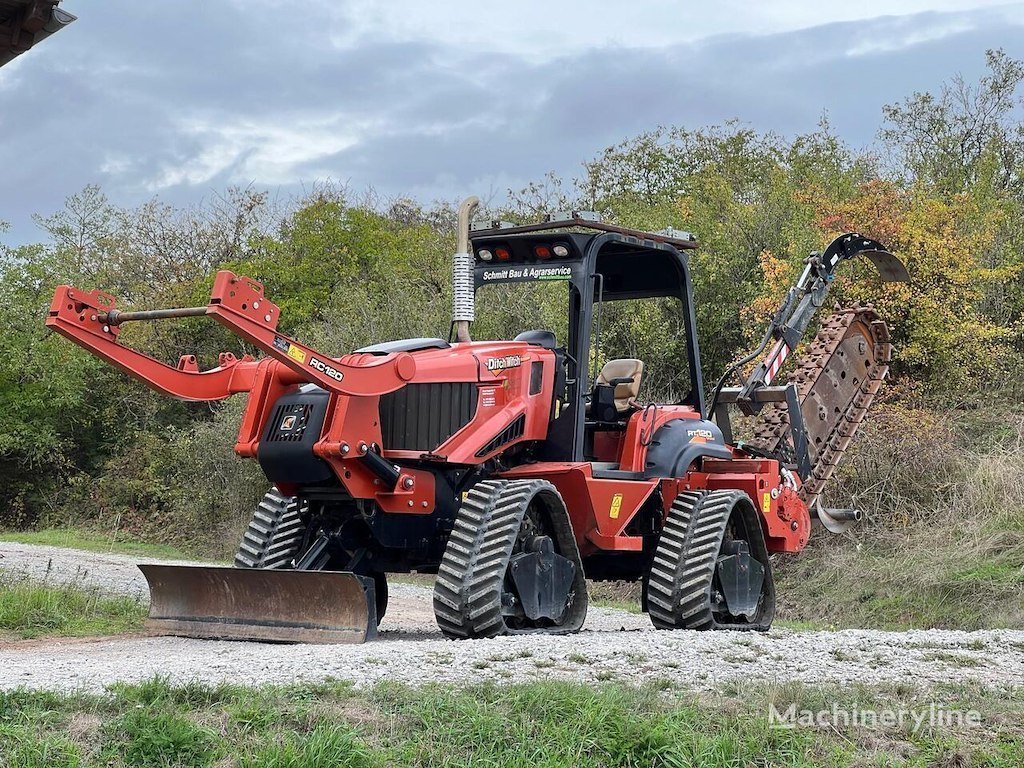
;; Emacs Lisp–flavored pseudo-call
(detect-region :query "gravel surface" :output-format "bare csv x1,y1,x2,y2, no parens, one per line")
0,542,209,600
3,541,1024,694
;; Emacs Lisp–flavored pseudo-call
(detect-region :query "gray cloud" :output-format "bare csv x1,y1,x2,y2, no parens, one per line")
1,2,1022,244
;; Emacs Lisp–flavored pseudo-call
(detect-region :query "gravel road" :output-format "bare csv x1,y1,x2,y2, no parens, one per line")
3,542,1023,694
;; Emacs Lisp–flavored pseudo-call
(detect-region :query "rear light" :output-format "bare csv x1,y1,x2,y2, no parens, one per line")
495,247,511,261
477,249,493,261
534,245,551,260
552,243,569,257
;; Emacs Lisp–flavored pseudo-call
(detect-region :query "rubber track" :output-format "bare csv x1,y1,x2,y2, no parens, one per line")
647,490,774,631
233,488,305,569
432,479,585,639
748,303,892,508
646,491,704,629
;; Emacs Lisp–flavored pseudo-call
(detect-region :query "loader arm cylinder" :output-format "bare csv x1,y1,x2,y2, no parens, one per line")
100,306,208,325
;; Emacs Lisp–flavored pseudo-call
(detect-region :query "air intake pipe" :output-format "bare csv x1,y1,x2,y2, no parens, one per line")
452,196,479,343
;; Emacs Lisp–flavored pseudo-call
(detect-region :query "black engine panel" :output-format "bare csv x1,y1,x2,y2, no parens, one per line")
257,386,334,484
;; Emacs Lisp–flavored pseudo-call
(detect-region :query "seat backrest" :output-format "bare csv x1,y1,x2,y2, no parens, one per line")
596,359,644,412
513,329,557,349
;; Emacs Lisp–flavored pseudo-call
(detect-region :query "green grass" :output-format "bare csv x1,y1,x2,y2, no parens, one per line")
0,677,1020,767
951,560,1024,587
0,575,146,640
920,651,986,668
586,580,644,614
0,528,193,560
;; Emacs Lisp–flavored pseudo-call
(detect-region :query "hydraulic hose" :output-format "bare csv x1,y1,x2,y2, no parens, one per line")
705,326,773,420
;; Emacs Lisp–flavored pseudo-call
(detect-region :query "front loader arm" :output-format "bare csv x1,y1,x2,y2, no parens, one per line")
47,284,260,401
46,271,416,401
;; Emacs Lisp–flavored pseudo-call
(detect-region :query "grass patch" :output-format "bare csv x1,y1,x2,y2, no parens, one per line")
587,580,643,614
0,677,1021,767
951,561,1024,587
0,575,145,639
240,722,374,768
0,528,193,561
103,708,219,767
921,651,986,668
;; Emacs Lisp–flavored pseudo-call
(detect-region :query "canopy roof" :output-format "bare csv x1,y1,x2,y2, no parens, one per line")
0,0,75,68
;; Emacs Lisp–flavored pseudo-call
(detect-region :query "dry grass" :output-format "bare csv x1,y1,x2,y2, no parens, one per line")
776,404,1024,630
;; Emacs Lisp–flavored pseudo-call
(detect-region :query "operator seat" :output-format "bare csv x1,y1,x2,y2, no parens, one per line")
589,359,644,422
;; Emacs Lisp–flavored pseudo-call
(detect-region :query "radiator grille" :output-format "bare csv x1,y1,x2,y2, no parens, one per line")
266,403,315,443
475,414,526,457
379,383,478,451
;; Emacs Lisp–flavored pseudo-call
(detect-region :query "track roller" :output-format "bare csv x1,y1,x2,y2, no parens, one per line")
646,490,775,631
432,479,588,639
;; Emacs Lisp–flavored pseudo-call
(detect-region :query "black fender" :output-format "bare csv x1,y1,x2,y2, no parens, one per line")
643,418,731,479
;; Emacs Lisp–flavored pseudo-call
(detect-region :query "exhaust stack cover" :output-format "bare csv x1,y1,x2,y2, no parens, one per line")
452,251,475,322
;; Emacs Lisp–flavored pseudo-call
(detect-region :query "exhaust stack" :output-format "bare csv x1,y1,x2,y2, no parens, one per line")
452,196,480,343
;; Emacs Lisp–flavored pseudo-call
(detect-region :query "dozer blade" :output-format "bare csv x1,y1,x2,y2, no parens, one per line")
749,304,892,523
139,564,375,644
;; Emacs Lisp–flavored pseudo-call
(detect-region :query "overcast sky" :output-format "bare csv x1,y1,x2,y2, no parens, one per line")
1,0,1023,245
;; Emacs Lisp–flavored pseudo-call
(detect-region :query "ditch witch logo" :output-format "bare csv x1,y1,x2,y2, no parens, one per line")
486,355,522,372
769,703,981,732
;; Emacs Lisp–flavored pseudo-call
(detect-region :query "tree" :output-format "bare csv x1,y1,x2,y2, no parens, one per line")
880,49,1024,196
509,122,873,391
